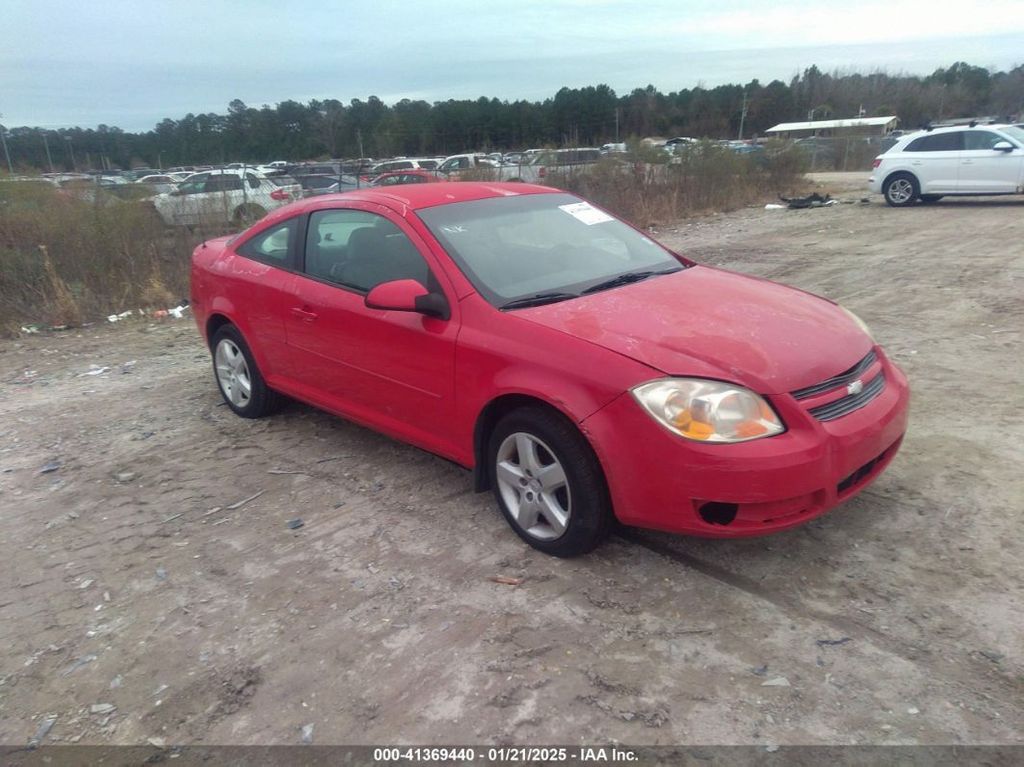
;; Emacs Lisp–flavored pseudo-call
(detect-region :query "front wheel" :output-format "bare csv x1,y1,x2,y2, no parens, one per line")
883,173,919,207
488,407,613,557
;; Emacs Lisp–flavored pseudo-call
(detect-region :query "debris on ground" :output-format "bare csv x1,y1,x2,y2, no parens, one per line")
907,706,920,715
286,518,304,530
27,714,58,748
761,676,791,687
110,675,123,689
489,575,525,586
301,722,315,744
115,471,137,483
226,490,264,510
764,203,786,210
155,566,168,582
89,703,116,715
751,665,769,676
38,461,62,475
978,650,1004,664
816,636,852,647
61,654,98,676
779,192,838,209
147,737,166,748
81,365,111,376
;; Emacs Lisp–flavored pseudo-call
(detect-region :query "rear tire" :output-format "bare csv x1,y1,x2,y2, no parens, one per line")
232,204,266,227
488,406,613,557
883,172,919,207
210,324,281,418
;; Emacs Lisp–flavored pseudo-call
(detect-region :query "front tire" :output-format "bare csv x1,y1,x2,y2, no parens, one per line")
488,407,613,557
211,324,280,418
883,172,919,207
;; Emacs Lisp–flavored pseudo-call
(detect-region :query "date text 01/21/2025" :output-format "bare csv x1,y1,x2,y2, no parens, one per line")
372,746,639,762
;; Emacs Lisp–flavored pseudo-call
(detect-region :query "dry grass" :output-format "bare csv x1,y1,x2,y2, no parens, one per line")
0,181,207,335
552,140,808,227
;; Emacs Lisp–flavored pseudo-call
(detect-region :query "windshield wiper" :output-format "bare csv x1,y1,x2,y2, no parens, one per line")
500,291,579,310
582,267,683,295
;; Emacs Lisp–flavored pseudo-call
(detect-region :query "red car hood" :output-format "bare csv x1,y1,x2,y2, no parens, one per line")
517,266,872,394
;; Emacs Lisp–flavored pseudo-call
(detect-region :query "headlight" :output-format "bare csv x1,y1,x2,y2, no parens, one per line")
840,305,874,341
631,379,785,443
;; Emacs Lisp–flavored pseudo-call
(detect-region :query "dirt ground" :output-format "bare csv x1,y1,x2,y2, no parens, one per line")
1,175,1022,748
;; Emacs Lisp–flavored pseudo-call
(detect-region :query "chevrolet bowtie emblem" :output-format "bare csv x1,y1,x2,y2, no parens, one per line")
847,379,864,395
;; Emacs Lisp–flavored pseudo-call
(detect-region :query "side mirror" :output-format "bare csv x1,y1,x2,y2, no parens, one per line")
365,279,450,320
992,141,1014,152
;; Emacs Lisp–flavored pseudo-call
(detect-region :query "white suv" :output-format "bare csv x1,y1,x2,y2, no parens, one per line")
869,124,1024,206
152,169,300,227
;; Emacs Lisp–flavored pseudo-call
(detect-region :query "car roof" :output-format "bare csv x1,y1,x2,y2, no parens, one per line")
903,123,1016,140
297,181,560,213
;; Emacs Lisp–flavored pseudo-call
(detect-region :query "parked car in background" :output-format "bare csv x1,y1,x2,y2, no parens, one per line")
152,169,300,227
298,173,360,196
135,174,180,194
369,170,444,187
365,158,438,177
436,153,502,178
191,182,908,556
870,123,1024,206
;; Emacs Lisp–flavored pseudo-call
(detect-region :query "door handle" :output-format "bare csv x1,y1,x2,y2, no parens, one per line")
291,306,318,322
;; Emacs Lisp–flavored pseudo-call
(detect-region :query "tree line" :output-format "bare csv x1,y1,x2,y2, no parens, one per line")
3,61,1022,172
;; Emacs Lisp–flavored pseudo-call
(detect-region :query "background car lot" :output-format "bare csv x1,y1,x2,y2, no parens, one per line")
0,181,1021,745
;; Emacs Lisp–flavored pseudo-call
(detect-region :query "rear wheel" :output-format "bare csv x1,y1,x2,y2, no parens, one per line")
232,204,266,227
211,324,281,418
883,173,919,207
488,407,613,557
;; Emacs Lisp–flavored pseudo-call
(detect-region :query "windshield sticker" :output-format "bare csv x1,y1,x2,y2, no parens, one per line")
559,202,614,225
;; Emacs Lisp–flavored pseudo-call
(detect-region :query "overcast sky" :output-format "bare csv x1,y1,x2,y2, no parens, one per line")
2,0,1023,131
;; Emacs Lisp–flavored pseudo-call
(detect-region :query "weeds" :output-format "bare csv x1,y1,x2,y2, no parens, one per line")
0,181,209,335
552,140,808,226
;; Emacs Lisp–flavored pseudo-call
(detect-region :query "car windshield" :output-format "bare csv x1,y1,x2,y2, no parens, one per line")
1001,126,1024,144
418,192,684,307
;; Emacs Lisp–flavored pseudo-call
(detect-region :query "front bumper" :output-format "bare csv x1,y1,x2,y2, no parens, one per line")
581,348,910,537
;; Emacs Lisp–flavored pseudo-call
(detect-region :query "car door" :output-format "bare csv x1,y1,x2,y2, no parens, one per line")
166,172,210,226
284,204,460,457
225,217,301,380
904,131,963,193
959,130,1024,193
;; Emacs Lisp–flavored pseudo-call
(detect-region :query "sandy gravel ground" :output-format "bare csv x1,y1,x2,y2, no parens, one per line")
1,180,1022,748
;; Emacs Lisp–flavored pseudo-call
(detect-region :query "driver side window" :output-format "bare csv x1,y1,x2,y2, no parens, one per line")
304,209,431,292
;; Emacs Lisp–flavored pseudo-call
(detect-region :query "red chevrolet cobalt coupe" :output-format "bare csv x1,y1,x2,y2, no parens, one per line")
192,183,909,556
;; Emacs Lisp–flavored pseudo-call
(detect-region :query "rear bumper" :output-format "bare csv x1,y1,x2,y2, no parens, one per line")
581,348,910,537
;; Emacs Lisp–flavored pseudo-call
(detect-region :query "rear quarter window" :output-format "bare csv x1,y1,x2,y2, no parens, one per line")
905,132,963,152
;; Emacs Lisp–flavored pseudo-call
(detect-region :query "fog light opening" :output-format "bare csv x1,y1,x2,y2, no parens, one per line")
698,501,739,526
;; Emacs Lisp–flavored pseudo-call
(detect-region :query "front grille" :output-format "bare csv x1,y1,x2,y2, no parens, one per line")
807,372,886,421
792,350,877,400
790,349,886,422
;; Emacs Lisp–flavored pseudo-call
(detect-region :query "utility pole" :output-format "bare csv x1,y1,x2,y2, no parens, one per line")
0,115,13,174
614,108,619,142
738,90,749,141
42,131,54,171
356,128,364,159
64,136,76,171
